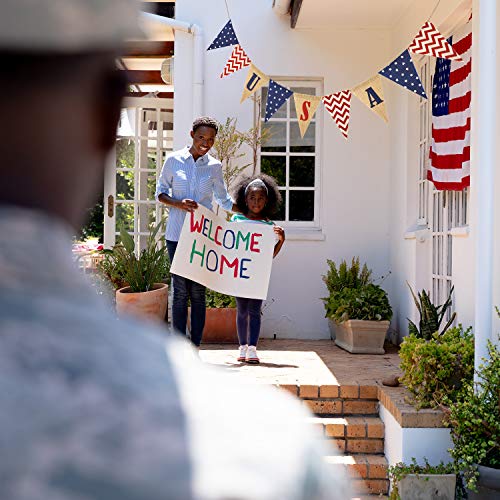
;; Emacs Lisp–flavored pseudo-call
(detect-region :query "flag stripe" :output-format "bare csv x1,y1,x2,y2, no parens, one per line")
430,146,470,169
432,118,470,142
428,163,470,182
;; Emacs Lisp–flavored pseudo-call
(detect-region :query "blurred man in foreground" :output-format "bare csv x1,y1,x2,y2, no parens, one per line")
0,1,350,499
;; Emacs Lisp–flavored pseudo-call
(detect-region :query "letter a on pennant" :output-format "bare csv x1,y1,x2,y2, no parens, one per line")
293,93,321,137
241,64,269,103
352,75,389,123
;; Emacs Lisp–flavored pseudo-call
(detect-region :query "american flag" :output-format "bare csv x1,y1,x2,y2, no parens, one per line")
428,22,472,190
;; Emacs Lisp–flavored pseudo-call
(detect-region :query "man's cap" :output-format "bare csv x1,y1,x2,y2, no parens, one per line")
0,0,145,52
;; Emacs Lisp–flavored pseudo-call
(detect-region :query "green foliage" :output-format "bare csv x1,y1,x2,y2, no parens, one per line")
321,258,391,322
322,257,372,294
399,326,474,409
78,197,104,242
323,284,393,322
98,220,170,293
389,458,456,500
446,340,500,491
407,283,456,340
205,288,236,308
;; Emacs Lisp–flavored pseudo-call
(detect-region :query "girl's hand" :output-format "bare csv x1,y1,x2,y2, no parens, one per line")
274,225,285,243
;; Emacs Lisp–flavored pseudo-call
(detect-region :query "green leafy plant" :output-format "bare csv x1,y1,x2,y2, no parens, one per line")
321,258,391,322
322,257,372,294
407,283,456,340
388,458,456,500
323,284,392,322
98,220,170,293
445,340,500,492
205,288,236,308
399,325,474,409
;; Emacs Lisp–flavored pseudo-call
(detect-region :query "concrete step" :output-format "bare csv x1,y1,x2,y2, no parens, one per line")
308,416,385,454
324,454,389,494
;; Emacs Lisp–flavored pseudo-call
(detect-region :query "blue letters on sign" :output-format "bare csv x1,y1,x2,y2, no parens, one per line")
223,229,236,250
239,258,251,279
206,249,218,272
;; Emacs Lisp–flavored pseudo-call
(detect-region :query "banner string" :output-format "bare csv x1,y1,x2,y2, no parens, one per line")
224,0,231,19
427,0,441,22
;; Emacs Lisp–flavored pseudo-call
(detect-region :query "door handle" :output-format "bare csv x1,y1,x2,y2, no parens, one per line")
107,195,114,218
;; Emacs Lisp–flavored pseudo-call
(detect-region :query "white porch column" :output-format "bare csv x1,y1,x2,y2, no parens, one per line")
474,0,497,374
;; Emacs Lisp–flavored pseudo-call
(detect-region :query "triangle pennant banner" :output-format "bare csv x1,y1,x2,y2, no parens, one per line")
409,22,462,61
293,93,322,137
352,75,389,123
379,50,427,99
220,44,251,78
322,90,351,139
241,64,269,103
265,80,293,122
207,20,239,51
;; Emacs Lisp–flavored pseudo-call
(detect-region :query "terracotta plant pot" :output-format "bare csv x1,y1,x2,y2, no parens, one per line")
333,319,389,354
116,283,168,323
202,307,237,343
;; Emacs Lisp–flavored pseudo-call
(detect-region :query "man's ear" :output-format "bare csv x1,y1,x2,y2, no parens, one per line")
96,70,127,151
190,130,195,140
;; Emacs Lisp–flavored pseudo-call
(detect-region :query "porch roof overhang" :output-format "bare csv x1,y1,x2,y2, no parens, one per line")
288,0,417,30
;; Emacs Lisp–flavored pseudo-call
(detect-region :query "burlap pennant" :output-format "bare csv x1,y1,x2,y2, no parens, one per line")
352,75,389,123
241,64,269,103
293,93,322,137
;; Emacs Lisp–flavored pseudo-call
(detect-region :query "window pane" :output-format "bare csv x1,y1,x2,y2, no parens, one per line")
290,87,316,119
261,156,286,186
261,87,287,119
261,122,286,152
275,190,286,221
116,203,135,232
290,156,314,187
116,138,135,169
290,191,314,221
117,170,134,200
290,121,315,152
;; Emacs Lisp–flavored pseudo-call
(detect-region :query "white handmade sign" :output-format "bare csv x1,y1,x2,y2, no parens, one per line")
170,205,275,300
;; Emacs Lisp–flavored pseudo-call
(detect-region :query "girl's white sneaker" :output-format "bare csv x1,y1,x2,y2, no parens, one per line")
237,345,248,362
246,345,260,364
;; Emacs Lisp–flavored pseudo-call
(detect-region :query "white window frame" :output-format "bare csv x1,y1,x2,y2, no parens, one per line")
258,79,322,229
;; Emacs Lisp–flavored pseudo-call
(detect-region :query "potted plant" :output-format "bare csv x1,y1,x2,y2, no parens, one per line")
321,257,392,354
188,289,237,343
445,339,500,498
98,220,170,323
388,458,456,500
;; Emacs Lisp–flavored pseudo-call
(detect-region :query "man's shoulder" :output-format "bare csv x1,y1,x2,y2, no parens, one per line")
165,148,189,165
205,153,222,168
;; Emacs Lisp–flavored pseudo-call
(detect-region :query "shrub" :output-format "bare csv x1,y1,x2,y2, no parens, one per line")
205,288,236,308
322,257,372,294
445,340,500,491
399,326,474,409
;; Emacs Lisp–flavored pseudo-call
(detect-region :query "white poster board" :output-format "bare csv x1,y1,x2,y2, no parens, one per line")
170,205,275,300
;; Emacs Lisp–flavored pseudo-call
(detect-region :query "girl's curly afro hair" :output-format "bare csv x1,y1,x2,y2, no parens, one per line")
233,174,282,219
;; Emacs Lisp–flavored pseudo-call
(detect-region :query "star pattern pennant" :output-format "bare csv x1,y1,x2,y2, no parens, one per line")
322,90,352,139
409,22,462,61
379,50,427,99
264,80,293,122
207,20,239,51
220,45,251,78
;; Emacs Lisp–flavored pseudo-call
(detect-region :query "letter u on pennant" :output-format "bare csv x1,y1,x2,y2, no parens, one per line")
241,64,269,103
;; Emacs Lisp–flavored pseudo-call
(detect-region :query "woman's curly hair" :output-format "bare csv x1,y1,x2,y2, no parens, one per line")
233,174,282,219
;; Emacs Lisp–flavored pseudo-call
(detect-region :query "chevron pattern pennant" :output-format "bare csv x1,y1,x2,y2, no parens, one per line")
379,50,427,99
220,45,251,78
409,22,462,61
207,20,239,51
265,80,293,122
322,90,351,139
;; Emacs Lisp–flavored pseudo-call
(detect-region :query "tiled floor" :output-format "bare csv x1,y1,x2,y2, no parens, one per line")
200,339,401,387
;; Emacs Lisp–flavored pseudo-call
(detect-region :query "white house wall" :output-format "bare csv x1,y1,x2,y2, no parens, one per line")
174,0,393,339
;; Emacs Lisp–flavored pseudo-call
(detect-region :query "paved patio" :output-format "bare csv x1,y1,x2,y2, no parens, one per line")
200,339,401,388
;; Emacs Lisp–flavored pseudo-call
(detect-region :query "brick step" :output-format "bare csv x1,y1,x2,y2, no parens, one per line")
308,416,385,454
303,398,379,416
324,455,389,495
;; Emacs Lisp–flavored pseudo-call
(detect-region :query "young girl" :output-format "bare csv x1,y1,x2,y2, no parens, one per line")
231,174,285,364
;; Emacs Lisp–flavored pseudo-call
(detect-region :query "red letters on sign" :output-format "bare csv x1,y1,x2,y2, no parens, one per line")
220,255,239,278
190,212,204,233
214,225,223,246
250,233,262,253
300,100,312,121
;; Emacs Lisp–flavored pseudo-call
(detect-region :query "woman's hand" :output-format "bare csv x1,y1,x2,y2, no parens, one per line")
177,199,198,212
274,225,285,243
